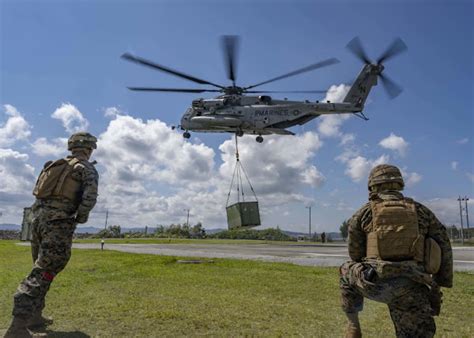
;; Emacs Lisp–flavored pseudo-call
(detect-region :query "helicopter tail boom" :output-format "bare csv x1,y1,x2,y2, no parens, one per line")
342,64,379,108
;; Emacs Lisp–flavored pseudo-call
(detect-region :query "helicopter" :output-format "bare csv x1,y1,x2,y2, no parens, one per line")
122,36,407,143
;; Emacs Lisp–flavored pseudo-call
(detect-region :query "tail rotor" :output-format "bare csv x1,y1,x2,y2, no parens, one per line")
346,37,407,99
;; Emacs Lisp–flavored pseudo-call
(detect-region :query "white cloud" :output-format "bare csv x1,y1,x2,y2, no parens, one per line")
343,154,390,182
104,107,121,118
31,137,68,157
51,103,89,133
88,114,326,228
0,104,32,147
456,138,469,145
301,166,325,187
340,133,355,145
423,197,473,226
317,84,351,138
404,171,422,187
379,133,409,157
0,148,36,199
451,161,458,171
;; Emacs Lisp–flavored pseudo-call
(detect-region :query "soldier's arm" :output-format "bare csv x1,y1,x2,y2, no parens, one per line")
417,203,453,288
348,203,370,262
76,163,99,223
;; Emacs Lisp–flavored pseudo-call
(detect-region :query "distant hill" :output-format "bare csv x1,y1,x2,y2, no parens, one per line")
0,224,21,231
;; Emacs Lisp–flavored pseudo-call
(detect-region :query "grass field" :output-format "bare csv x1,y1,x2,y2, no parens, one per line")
1,240,473,337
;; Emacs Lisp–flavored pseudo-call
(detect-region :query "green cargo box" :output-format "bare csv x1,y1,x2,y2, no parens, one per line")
226,201,261,230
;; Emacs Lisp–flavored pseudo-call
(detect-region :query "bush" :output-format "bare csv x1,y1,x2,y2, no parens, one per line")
209,228,295,241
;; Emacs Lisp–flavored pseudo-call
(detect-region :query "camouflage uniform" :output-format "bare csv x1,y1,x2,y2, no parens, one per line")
340,190,453,338
10,132,98,330
13,154,98,319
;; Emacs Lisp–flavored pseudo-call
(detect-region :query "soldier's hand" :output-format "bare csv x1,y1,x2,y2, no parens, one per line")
75,214,89,224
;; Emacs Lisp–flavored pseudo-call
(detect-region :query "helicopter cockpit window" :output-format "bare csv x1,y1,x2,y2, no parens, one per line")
258,95,272,104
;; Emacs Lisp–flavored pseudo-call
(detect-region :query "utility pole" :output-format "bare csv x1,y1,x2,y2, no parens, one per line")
305,206,312,240
462,196,470,239
104,210,109,230
464,196,470,229
458,196,464,244
184,209,190,227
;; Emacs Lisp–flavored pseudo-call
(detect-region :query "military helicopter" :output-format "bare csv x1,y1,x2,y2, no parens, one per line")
122,36,406,143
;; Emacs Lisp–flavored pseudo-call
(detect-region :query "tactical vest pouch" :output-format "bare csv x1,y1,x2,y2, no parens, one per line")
33,158,81,203
367,199,423,261
424,237,441,274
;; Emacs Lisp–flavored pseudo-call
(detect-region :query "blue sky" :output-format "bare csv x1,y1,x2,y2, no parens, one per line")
1,0,473,231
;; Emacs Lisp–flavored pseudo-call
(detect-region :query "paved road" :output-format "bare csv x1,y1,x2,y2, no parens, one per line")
73,243,474,272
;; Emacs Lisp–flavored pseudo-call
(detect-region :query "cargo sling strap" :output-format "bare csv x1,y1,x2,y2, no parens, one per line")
226,134,258,207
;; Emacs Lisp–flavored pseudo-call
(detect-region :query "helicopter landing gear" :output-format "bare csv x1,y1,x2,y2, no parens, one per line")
256,135,264,143
236,130,244,137
183,131,191,139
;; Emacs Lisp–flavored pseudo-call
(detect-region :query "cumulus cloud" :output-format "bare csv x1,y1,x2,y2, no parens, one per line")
423,197,473,226
31,137,68,157
379,133,409,157
51,103,89,133
456,138,469,145
340,155,389,182
404,171,422,187
104,107,121,118
317,84,351,138
451,161,458,171
219,132,324,193
89,114,326,227
0,148,35,195
0,104,31,147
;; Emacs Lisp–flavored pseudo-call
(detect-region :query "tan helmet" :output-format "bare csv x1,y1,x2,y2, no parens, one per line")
67,132,97,151
368,164,404,191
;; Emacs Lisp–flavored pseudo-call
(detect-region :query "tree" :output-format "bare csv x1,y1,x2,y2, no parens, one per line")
340,220,349,242
190,222,206,239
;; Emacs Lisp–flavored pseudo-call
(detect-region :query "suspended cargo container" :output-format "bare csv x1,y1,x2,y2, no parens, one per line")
225,136,261,230
226,201,261,230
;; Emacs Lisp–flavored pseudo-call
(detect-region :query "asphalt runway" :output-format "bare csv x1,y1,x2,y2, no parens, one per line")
73,242,474,272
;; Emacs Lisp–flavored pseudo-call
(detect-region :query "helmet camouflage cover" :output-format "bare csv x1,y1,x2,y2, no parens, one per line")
368,164,404,190
68,132,97,150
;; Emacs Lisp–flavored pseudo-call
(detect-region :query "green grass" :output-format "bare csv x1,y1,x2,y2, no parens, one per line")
1,240,473,337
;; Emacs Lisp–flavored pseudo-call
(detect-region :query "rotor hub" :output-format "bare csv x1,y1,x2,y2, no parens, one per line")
223,86,244,95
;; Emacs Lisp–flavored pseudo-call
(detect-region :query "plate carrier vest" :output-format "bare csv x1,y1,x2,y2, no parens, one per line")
33,158,82,204
366,198,425,262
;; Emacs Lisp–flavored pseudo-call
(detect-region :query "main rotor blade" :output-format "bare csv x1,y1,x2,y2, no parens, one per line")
246,90,329,94
121,53,225,89
127,87,222,93
244,58,340,90
221,35,239,86
379,74,403,99
346,37,371,64
376,38,407,64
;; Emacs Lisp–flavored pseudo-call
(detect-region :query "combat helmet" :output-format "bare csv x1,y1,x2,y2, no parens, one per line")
67,132,97,150
368,164,404,191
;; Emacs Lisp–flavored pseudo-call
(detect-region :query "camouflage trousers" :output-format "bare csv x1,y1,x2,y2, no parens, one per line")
339,261,436,338
12,216,76,318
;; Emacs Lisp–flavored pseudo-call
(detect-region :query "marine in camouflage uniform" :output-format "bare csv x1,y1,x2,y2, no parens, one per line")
340,164,453,338
5,132,99,338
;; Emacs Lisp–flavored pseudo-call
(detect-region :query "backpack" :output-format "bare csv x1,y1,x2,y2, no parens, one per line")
33,158,81,202
366,198,425,262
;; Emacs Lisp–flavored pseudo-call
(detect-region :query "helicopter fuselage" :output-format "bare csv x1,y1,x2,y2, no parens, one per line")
180,95,362,136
